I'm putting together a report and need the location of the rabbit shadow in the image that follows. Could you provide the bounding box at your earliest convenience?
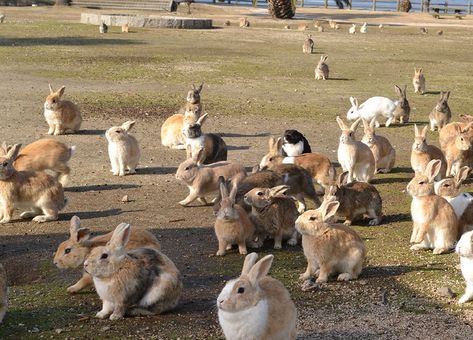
[362,263,442,279]
[327,77,353,81]
[221,132,270,138]
[137,167,177,175]
[372,177,410,185]
[76,129,106,136]
[65,184,141,192]
[423,91,442,95]
[61,208,144,220]
[381,213,412,223]
[227,145,250,151]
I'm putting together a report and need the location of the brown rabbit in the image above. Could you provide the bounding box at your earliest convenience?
[44,85,82,135]
[413,67,426,94]
[429,91,452,131]
[315,55,329,80]
[361,118,396,173]
[441,122,473,176]
[393,84,410,124]
[411,124,446,180]
[302,34,314,54]
[296,200,366,283]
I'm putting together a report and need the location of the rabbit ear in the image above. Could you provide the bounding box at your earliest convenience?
[241,252,259,275]
[369,117,376,129]
[229,182,238,202]
[219,176,229,199]
[403,84,407,94]
[349,96,358,109]
[425,159,442,182]
[268,136,277,152]
[69,215,81,235]
[109,223,131,249]
[394,85,402,97]
[336,116,347,130]
[57,86,66,97]
[276,137,283,153]
[456,166,470,185]
[269,185,290,198]
[321,200,339,222]
[6,144,21,161]
[191,84,196,90]
[197,83,203,92]
[443,91,450,101]
[196,113,208,126]
[362,118,369,131]
[421,125,428,138]
[121,120,135,132]
[337,171,349,186]
[76,228,91,243]
[414,124,420,136]
[251,164,260,173]
[0,142,7,156]
[247,254,274,285]
[48,84,54,94]
[350,118,361,132]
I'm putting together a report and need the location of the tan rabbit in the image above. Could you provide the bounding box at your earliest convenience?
[1,139,75,186]
[393,84,410,124]
[441,122,473,176]
[328,19,337,29]
[434,166,473,235]
[361,118,396,173]
[161,84,203,149]
[54,216,161,294]
[214,177,255,256]
[336,117,376,183]
[84,223,182,320]
[406,159,459,254]
[217,253,296,340]
[260,137,335,191]
[44,84,82,135]
[0,144,67,223]
[324,171,382,226]
[0,263,7,323]
[239,17,250,28]
[175,152,246,206]
[302,34,314,54]
[411,124,446,179]
[296,200,366,283]
[438,115,473,151]
[429,91,452,131]
[413,67,426,94]
[106,121,140,176]
[315,55,329,80]
[244,185,299,249]
[121,23,129,33]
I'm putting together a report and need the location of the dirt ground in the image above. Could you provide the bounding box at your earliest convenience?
[0,4,473,339]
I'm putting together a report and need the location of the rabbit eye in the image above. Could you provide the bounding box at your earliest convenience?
[1,162,7,167]
[237,287,245,294]
[100,253,108,259]
[419,181,425,185]
[65,248,71,254]
[52,99,56,103]
[309,216,316,221]
[461,137,465,142]
[257,192,264,196]
[185,166,190,171]
[269,157,274,161]
[349,132,353,136]
[115,130,120,133]
[444,184,450,187]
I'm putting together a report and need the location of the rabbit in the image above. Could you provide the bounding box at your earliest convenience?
[0,14,5,24]
[324,171,382,226]
[281,129,312,156]
[441,122,473,176]
[214,177,255,256]
[84,223,182,320]
[0,139,75,186]
[175,152,246,206]
[429,91,452,131]
[411,124,447,179]
[314,55,329,80]
[328,19,337,29]
[0,144,67,223]
[346,96,395,127]
[434,166,473,234]
[43,84,82,135]
[360,22,367,33]
[456,231,473,304]
[296,200,366,283]
[121,23,129,33]
[438,114,473,151]
[106,121,140,176]
[99,21,108,33]
[302,34,314,54]
[393,84,410,124]
[406,159,459,254]
[239,17,250,28]
[361,118,396,173]
[244,185,299,249]
[260,136,335,191]
[54,216,161,294]
[413,67,426,94]
[161,84,203,149]
[349,24,356,34]
[336,117,376,183]
[317,26,324,32]
[0,263,7,323]
[217,253,297,340]
[183,114,227,165]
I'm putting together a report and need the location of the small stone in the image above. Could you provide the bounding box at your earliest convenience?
[55,329,63,334]
[438,286,456,298]
[30,327,40,333]
[121,195,130,203]
[101,326,111,332]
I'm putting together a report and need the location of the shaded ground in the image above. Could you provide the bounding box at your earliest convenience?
[0,4,473,339]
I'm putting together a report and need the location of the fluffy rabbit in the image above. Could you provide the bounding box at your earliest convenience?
[442,122,473,176]
[260,136,335,191]
[54,216,161,294]
[438,115,473,151]
[406,159,459,254]
[434,166,473,234]
[0,144,67,223]
[296,200,366,283]
[302,34,314,54]
[314,55,329,80]
[336,117,376,183]
[214,177,255,256]
[346,96,395,127]
[244,185,299,249]
[456,231,473,304]
[84,223,182,320]
[411,124,446,179]
[0,264,6,323]
[0,139,75,186]
[324,171,382,226]
[393,84,410,124]
[217,253,296,340]
[361,118,396,173]
[429,91,452,131]
[99,21,108,33]
[184,114,227,165]
[44,84,82,135]
[161,84,203,149]
[106,121,140,176]
[412,67,426,94]
[175,155,246,206]
[360,22,367,33]
[349,24,356,34]
[281,130,312,156]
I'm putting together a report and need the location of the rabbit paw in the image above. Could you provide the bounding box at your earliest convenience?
[299,272,311,281]
[109,313,124,321]
[343,220,352,226]
[458,294,472,304]
[316,277,328,284]
[96,311,111,319]
[410,244,428,251]
[32,215,49,223]
[66,285,80,294]
[178,200,190,207]
[287,238,298,246]
[0,218,11,224]
[337,273,352,281]
[216,250,225,256]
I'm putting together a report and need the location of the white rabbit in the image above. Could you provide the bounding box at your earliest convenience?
[346,96,396,127]
[105,121,140,176]
[349,24,356,34]
[360,22,367,33]
[456,231,473,304]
